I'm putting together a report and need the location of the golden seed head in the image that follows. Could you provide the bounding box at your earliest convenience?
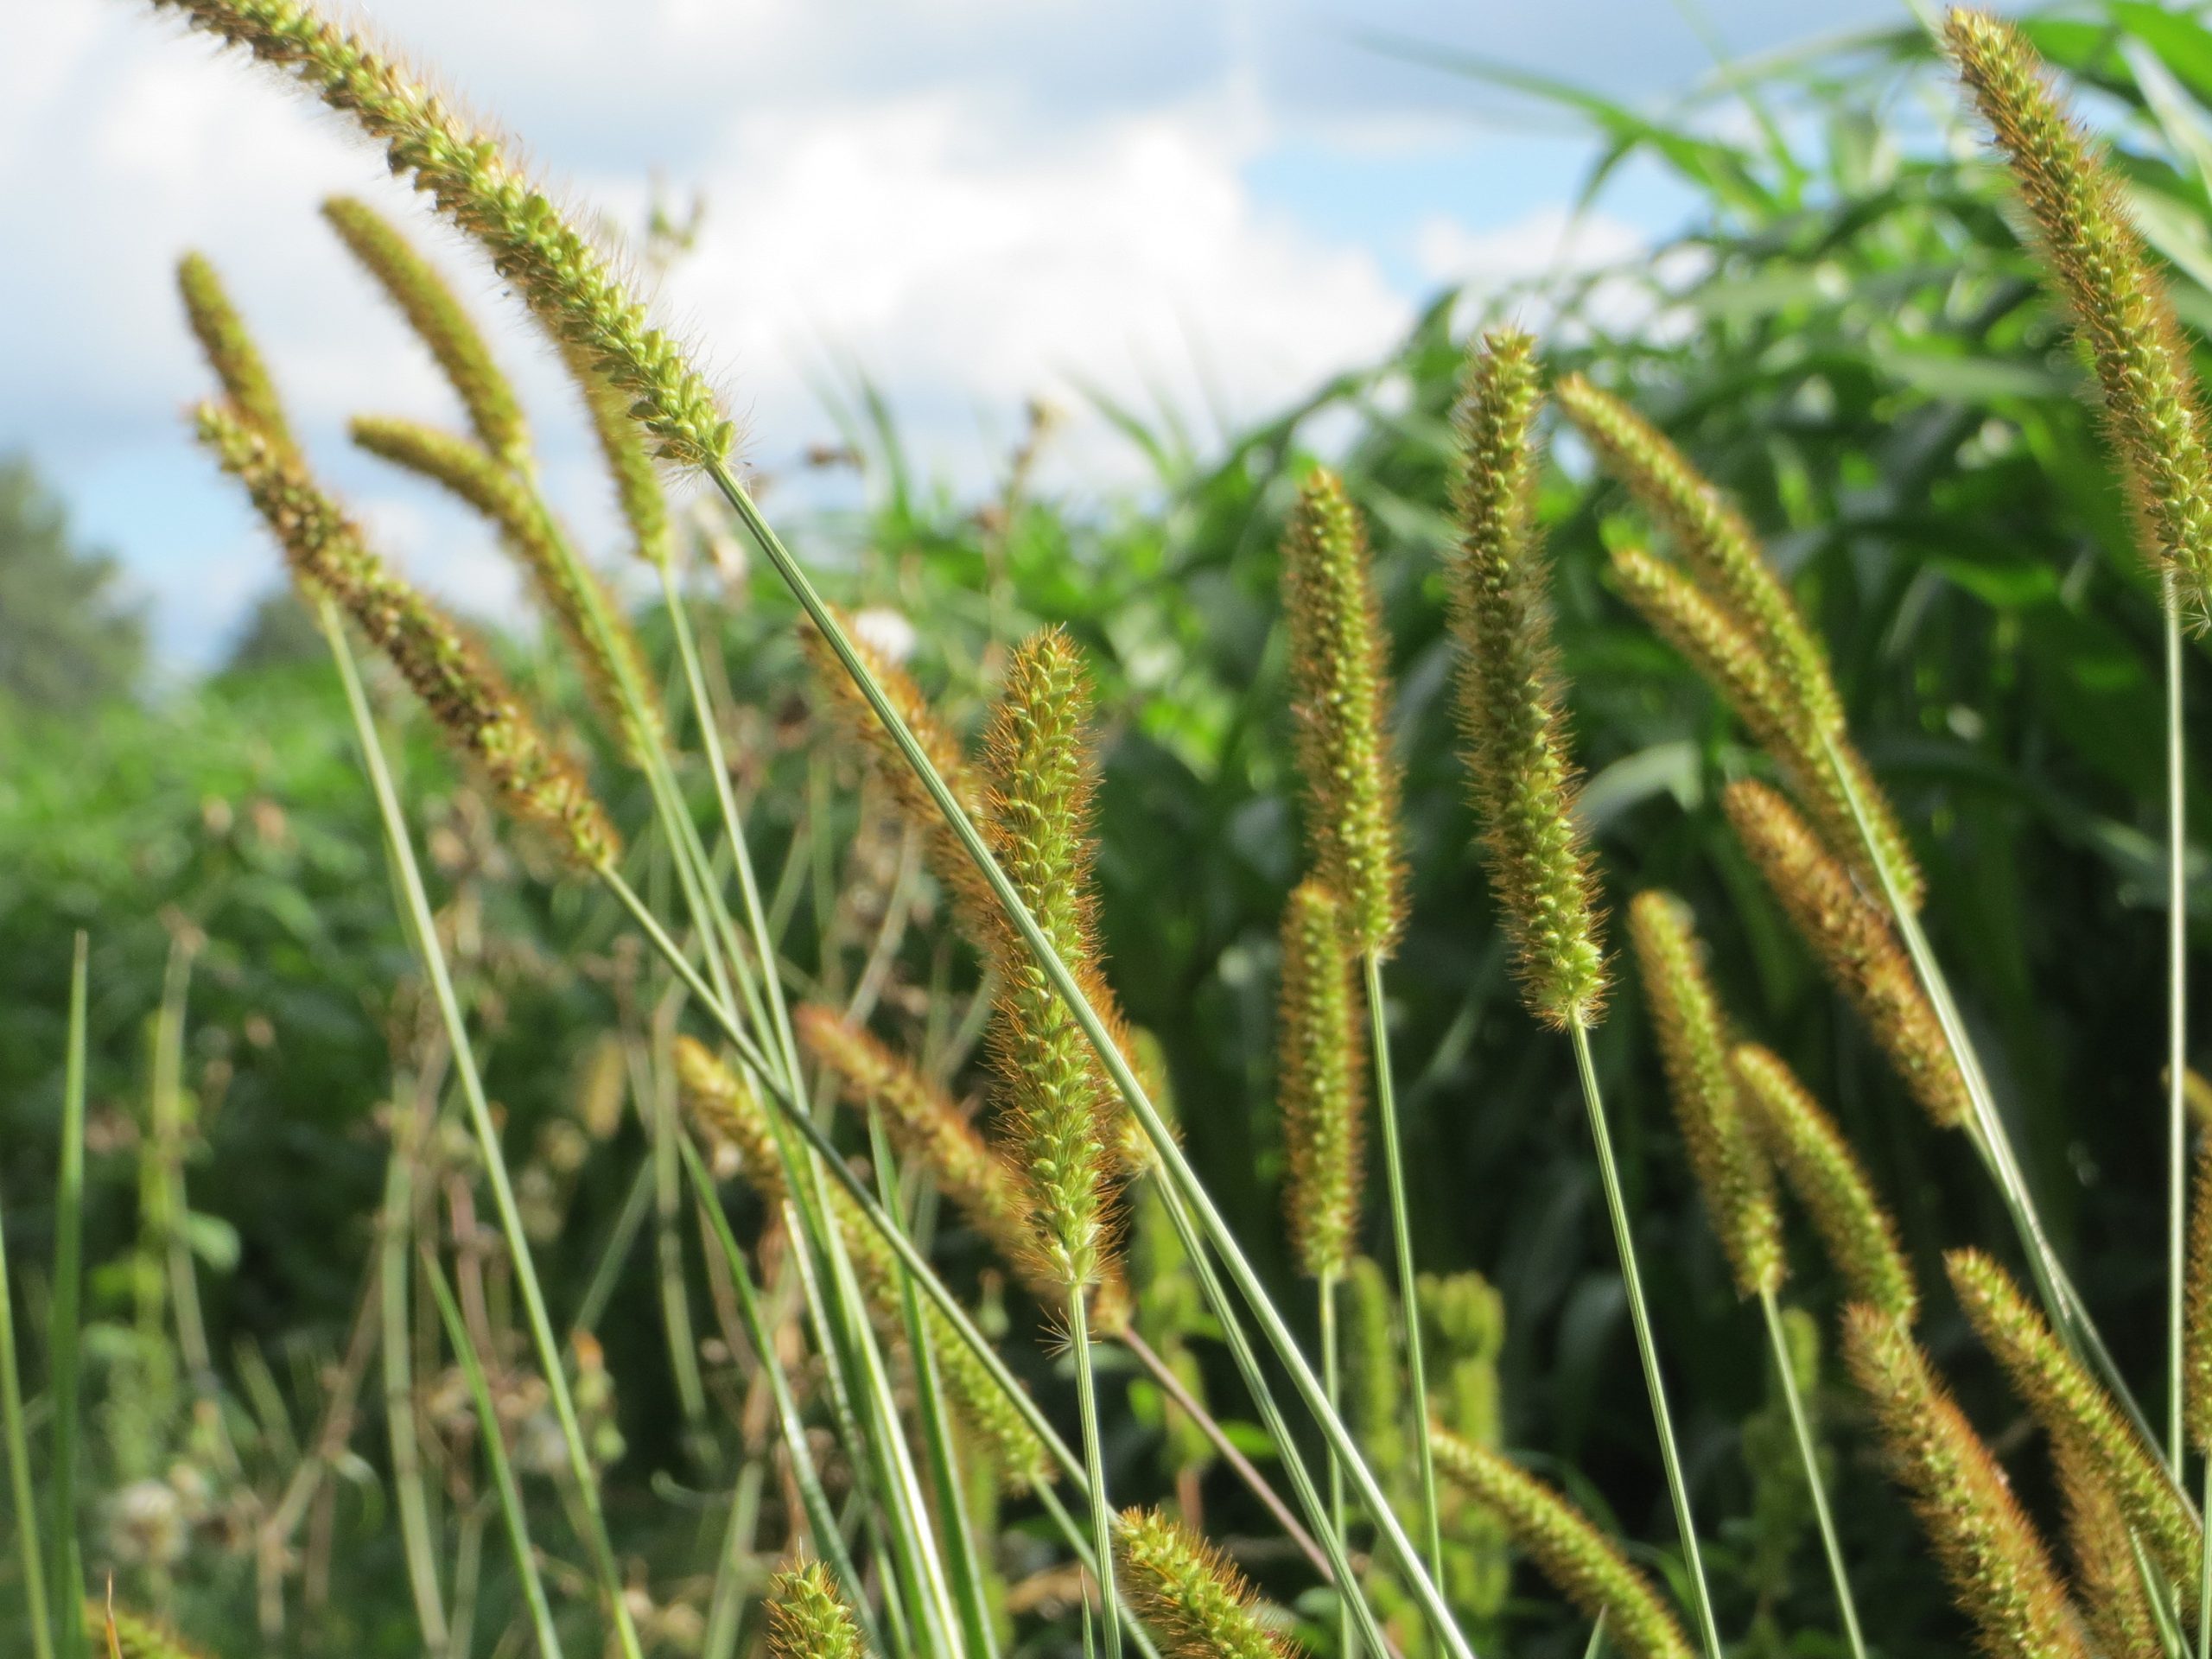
[1723,781,1967,1128]
[1840,1304,2087,1659]
[1732,1043,1918,1324]
[2050,1435,2160,1659]
[153,0,734,467]
[349,413,665,766]
[763,1562,868,1659]
[321,194,530,467]
[1275,880,1365,1281]
[1428,1427,1694,1659]
[176,251,296,461]
[1280,468,1406,956]
[1447,328,1607,1029]
[1945,1248,2201,1613]
[1626,891,1783,1300]
[194,402,618,869]
[2188,1135,2212,1449]
[1947,8,2212,616]
[1114,1508,1298,1659]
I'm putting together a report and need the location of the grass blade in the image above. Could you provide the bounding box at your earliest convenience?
[0,1164,54,1659]
[49,932,88,1659]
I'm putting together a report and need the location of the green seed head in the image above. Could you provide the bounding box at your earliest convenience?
[1840,1304,2088,1659]
[1280,468,1406,957]
[1428,1427,1694,1659]
[321,195,530,467]
[1275,879,1365,1281]
[1732,1043,1918,1325]
[2188,1135,2212,1449]
[1341,1254,1404,1471]
[1948,9,2212,618]
[91,1602,212,1659]
[764,1562,868,1659]
[1626,890,1783,1300]
[1447,328,1607,1029]
[176,252,296,461]
[2050,1433,2160,1659]
[1115,1507,1295,1659]
[560,335,674,566]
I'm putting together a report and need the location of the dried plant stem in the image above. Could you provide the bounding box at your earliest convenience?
[1569,1017,1722,1659]
[1366,950,1444,1592]
[2172,574,2191,1474]
[1757,1287,1864,1659]
[0,1177,53,1659]
[316,598,645,1659]
[700,456,1474,1659]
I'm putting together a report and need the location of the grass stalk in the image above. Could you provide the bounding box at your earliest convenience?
[316,597,645,1659]
[49,932,88,1659]
[1320,1269,1355,1659]
[381,1134,449,1651]
[702,459,1476,1659]
[1756,1287,1865,1659]
[2171,573,2190,1474]
[1567,1018,1721,1659]
[1071,1285,1123,1659]
[0,1176,53,1659]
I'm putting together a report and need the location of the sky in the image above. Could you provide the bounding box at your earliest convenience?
[2,0,1915,670]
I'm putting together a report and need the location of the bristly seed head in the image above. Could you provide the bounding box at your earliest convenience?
[2188,1135,2212,1450]
[1280,468,1406,957]
[1446,328,1607,1029]
[2050,1435,2160,1659]
[1947,9,2212,620]
[763,1562,868,1659]
[1627,891,1783,1300]
[1275,880,1366,1282]
[1114,1507,1298,1659]
[176,253,296,463]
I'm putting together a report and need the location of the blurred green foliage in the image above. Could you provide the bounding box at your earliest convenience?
[0,455,145,713]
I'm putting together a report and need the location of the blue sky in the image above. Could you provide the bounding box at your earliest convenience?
[3,0,1916,668]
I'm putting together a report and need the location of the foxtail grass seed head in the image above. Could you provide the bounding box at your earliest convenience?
[151,0,734,467]
[982,628,1122,1294]
[1732,1044,1918,1325]
[350,413,666,766]
[764,1562,868,1659]
[1115,1508,1299,1659]
[92,1603,211,1659]
[2050,1434,2160,1659]
[560,335,674,566]
[1558,373,1845,735]
[1947,9,2212,617]
[321,195,529,466]
[1428,1427,1694,1659]
[176,252,295,461]
[2189,1135,2212,1448]
[1448,327,1607,1029]
[1275,880,1366,1282]
[1723,781,1969,1128]
[1840,1305,2087,1659]
[194,403,618,868]
[1280,468,1407,956]
[1945,1248,2201,1611]
[1627,891,1783,1300]
[674,1036,1055,1491]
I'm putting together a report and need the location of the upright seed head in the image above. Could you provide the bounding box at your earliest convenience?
[150,0,734,467]
[194,403,618,868]
[1114,1508,1299,1659]
[176,252,296,461]
[2049,1435,2159,1659]
[1280,468,1406,957]
[1947,9,2212,616]
[1946,1248,2201,1613]
[1341,1255,1405,1469]
[1723,781,1969,1128]
[980,627,1121,1294]
[349,413,665,765]
[763,1562,868,1659]
[1626,891,1784,1300]
[1275,880,1366,1282]
[2188,1135,2212,1449]
[1840,1305,2087,1659]
[1732,1043,1918,1324]
[1428,1427,1694,1659]
[1447,328,1607,1029]
[321,195,530,467]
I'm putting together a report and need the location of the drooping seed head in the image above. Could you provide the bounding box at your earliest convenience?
[194,403,618,868]
[176,252,296,461]
[1447,328,1607,1028]
[1626,891,1783,1299]
[321,195,530,467]
[1947,9,2212,617]
[1732,1043,1918,1324]
[2188,1135,2212,1449]
[1946,1248,2201,1613]
[1428,1427,1694,1659]
[763,1562,868,1659]
[1275,880,1366,1282]
[1114,1507,1299,1659]
[1840,1304,2086,1659]
[151,0,734,467]
[2050,1434,2160,1659]
[1723,781,1968,1128]
[1280,469,1406,957]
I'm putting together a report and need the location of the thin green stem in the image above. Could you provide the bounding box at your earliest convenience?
[49,932,88,1659]
[2170,575,2190,1475]
[382,1132,449,1651]
[317,600,645,1659]
[1757,1287,1864,1659]
[1568,1018,1721,1659]
[1321,1271,1354,1659]
[0,1178,53,1659]
[1365,951,1442,1586]
[1072,1285,1123,1659]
